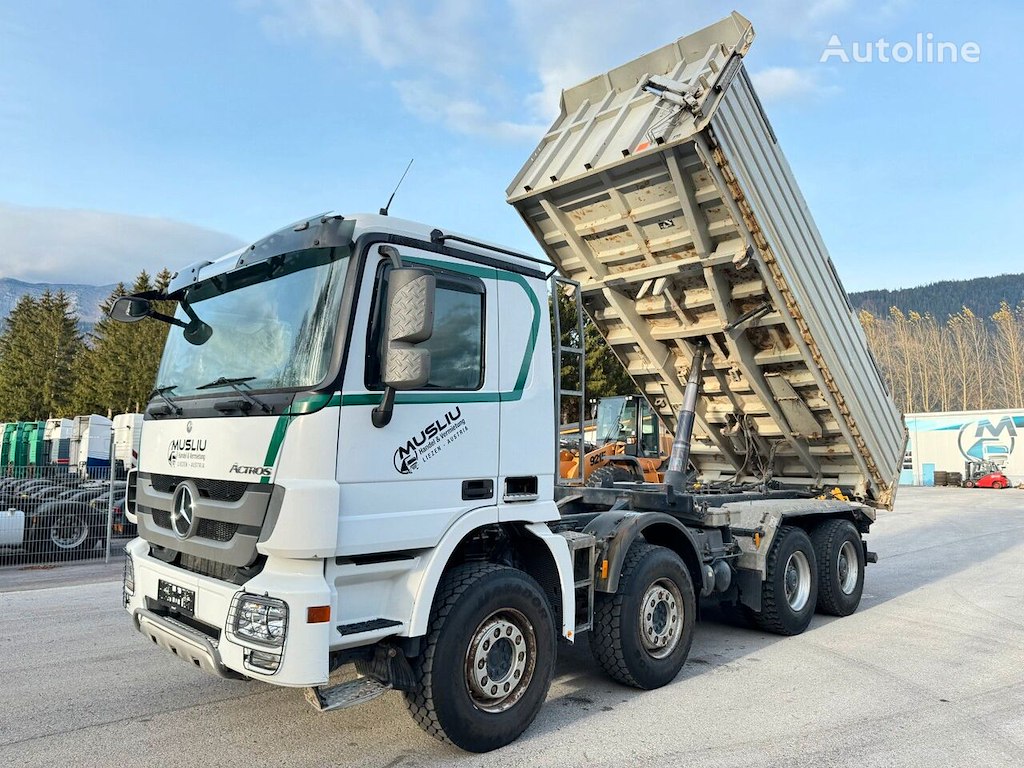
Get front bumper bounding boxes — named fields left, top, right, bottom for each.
left=123, top=537, right=332, bottom=686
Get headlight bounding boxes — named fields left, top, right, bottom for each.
left=122, top=553, right=135, bottom=602
left=231, top=595, right=289, bottom=648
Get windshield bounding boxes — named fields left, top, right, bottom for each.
left=156, top=247, right=350, bottom=397
left=595, top=397, right=630, bottom=445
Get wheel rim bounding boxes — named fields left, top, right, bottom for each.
left=464, top=608, right=537, bottom=713
left=50, top=514, right=89, bottom=550
left=783, top=550, right=811, bottom=611
left=837, top=540, right=859, bottom=594
left=638, top=577, right=684, bottom=659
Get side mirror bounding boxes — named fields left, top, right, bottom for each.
left=381, top=268, right=436, bottom=389
left=109, top=296, right=152, bottom=323
left=373, top=268, right=435, bottom=427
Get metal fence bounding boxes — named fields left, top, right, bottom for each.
left=0, top=461, right=132, bottom=567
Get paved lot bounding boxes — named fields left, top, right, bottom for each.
left=1, top=487, right=1022, bottom=767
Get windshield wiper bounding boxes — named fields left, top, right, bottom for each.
left=195, top=376, right=271, bottom=413
left=149, top=385, right=182, bottom=415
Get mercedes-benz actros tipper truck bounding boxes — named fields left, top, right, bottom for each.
left=111, top=12, right=904, bottom=753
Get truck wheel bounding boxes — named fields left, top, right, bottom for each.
left=750, top=526, right=818, bottom=636
left=586, top=465, right=635, bottom=488
left=964, top=480, right=975, bottom=488
left=810, top=519, right=864, bottom=616
left=47, top=510, right=96, bottom=558
left=590, top=542, right=695, bottom=689
left=403, top=563, right=555, bottom=753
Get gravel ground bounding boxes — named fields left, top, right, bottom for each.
left=1, top=486, right=1022, bottom=767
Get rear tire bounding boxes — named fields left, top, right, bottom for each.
left=590, top=542, right=696, bottom=689
left=810, top=519, right=864, bottom=616
left=749, top=526, right=818, bottom=636
left=586, top=465, right=636, bottom=488
left=992, top=481, right=1004, bottom=490
left=45, top=508, right=98, bottom=559
left=403, top=564, right=555, bottom=753
left=964, top=480, right=975, bottom=488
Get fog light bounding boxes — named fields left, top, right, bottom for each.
left=230, top=594, right=289, bottom=648
left=245, top=648, right=282, bottom=673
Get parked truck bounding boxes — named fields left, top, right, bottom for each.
left=44, top=417, right=74, bottom=466
left=110, top=12, right=904, bottom=753
left=70, top=414, right=112, bottom=476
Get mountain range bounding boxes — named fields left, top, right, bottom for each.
left=849, top=273, right=1024, bottom=321
left=0, top=278, right=117, bottom=331
left=3, top=272, right=1024, bottom=333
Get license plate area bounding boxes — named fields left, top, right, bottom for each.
left=158, top=579, right=196, bottom=615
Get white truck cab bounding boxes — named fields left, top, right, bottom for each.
left=119, top=214, right=574, bottom=738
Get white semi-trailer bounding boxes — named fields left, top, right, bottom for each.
left=111, top=13, right=903, bottom=753
left=112, top=413, right=144, bottom=474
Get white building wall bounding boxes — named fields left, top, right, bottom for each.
left=902, top=409, right=1024, bottom=486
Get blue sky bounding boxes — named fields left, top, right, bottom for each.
left=1, top=1, right=1020, bottom=291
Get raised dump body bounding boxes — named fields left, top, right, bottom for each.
left=508, top=12, right=904, bottom=508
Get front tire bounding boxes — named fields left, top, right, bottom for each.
left=811, top=519, right=864, bottom=616
left=749, top=526, right=818, bottom=636
left=586, top=465, right=635, bottom=488
left=404, top=564, right=555, bottom=753
left=591, top=542, right=696, bottom=689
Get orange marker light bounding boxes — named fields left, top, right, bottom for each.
left=306, top=605, right=331, bottom=623
left=600, top=559, right=609, bottom=579
left=753, top=532, right=761, bottom=548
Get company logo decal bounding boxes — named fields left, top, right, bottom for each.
left=168, top=437, right=207, bottom=469
left=393, top=407, right=468, bottom=474
left=958, top=416, right=1019, bottom=464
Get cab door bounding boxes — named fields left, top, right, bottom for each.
left=335, top=243, right=500, bottom=555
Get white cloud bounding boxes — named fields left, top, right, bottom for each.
left=246, top=0, right=876, bottom=139
left=250, top=0, right=547, bottom=140
left=750, top=66, right=839, bottom=103
left=393, top=78, right=545, bottom=141
left=0, top=203, right=245, bottom=285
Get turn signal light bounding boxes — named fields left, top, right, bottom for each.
left=307, top=605, right=331, bottom=623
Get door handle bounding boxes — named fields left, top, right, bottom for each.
left=462, top=479, right=494, bottom=501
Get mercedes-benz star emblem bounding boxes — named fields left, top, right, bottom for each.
left=170, top=483, right=197, bottom=539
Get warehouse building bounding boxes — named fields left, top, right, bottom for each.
left=900, top=409, right=1024, bottom=486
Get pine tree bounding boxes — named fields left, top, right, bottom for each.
left=73, top=270, right=176, bottom=415
left=0, top=291, right=83, bottom=420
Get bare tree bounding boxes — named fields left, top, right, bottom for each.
left=992, top=301, right=1024, bottom=408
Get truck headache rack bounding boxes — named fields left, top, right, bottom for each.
left=508, top=12, right=904, bottom=508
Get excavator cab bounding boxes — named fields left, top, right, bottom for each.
left=560, top=395, right=666, bottom=485
left=594, top=396, right=660, bottom=458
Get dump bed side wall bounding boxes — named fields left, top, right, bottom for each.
left=709, top=70, right=905, bottom=504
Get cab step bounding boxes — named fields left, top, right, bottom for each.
left=304, top=676, right=391, bottom=713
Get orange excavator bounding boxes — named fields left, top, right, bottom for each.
left=559, top=395, right=671, bottom=486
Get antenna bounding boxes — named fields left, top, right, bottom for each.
left=380, top=159, right=414, bottom=216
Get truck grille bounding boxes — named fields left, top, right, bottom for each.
left=149, top=509, right=237, bottom=542
left=149, top=474, right=249, bottom=502
left=197, top=519, right=238, bottom=542
left=177, top=552, right=264, bottom=584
